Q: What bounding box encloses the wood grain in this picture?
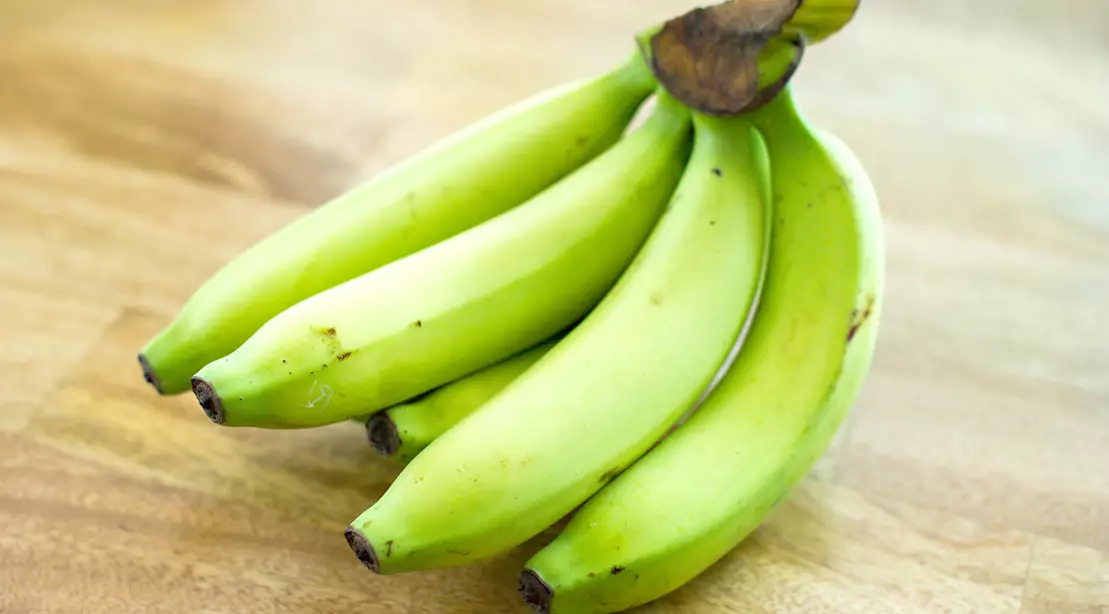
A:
[1,0,1107,612]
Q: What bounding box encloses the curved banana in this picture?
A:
[519,87,885,614]
[367,338,559,464]
[189,92,692,428]
[344,105,770,575]
[137,54,656,394]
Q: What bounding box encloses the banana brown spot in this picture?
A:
[315,326,347,359]
[847,294,876,341]
[337,351,352,361]
[611,566,625,575]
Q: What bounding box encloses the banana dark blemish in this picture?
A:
[847,294,876,342]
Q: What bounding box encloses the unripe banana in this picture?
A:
[137,54,655,394]
[344,101,770,575]
[189,92,692,428]
[785,0,861,43]
[367,338,559,464]
[519,87,885,614]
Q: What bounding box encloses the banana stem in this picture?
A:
[636,0,858,116]
[344,527,380,573]
[366,412,401,456]
[190,377,224,424]
[518,569,553,613]
[137,353,161,394]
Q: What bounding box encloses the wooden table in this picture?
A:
[2,1,1107,612]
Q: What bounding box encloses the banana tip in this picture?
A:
[137,353,162,394]
[366,413,401,456]
[344,526,380,574]
[518,568,553,613]
[190,376,224,424]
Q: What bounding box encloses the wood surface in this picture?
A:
[2,0,1107,612]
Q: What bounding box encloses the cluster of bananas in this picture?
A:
[138,2,883,612]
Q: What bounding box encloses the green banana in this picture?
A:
[189,92,692,428]
[519,87,885,614]
[137,54,656,394]
[367,338,559,464]
[344,105,770,575]
[784,0,861,43]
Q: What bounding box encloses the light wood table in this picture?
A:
[2,1,1106,612]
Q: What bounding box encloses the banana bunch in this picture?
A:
[138,1,881,611]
